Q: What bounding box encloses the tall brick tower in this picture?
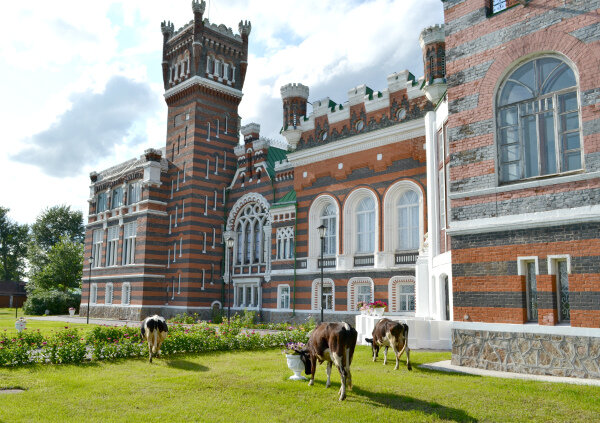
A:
[419,24,446,105]
[161,0,251,309]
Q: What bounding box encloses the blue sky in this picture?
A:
[0,0,443,224]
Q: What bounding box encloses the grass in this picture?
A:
[1,348,599,422]
[0,308,107,336]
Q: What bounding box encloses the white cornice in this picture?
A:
[164,75,243,100]
[287,119,425,167]
[448,204,600,235]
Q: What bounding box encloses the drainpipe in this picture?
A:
[293,201,297,317]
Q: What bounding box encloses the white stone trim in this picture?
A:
[341,187,379,269]
[311,278,335,311]
[347,277,374,311]
[388,276,416,313]
[517,256,539,276]
[226,192,271,231]
[307,194,339,270]
[277,283,291,310]
[89,274,165,280]
[451,321,600,338]
[164,75,243,100]
[547,255,571,275]
[448,204,600,235]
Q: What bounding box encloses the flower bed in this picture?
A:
[0,319,312,367]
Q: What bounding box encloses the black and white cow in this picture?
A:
[365,318,411,371]
[298,322,358,401]
[141,315,168,363]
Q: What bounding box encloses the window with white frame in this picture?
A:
[90,283,98,304]
[105,283,113,305]
[92,229,103,267]
[519,257,539,323]
[112,187,123,209]
[397,190,420,250]
[234,282,259,308]
[356,197,375,253]
[122,222,137,265]
[97,192,107,213]
[321,204,336,256]
[389,276,416,312]
[312,279,334,311]
[121,282,131,305]
[497,56,581,183]
[128,181,141,205]
[276,227,294,260]
[233,203,267,267]
[278,284,290,309]
[549,255,571,323]
[348,278,373,311]
[105,226,119,266]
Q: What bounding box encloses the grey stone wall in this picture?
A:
[452,329,600,379]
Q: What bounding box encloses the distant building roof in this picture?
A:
[0,281,27,296]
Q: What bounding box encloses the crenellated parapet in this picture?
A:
[281,69,431,151]
[420,24,446,104]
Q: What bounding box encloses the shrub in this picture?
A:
[168,312,200,324]
[23,290,81,315]
[211,307,224,324]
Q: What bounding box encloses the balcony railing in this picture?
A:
[318,258,336,268]
[354,255,374,267]
[395,252,418,265]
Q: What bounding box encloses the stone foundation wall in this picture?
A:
[452,329,600,379]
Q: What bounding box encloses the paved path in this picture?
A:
[26,315,138,327]
[420,360,600,386]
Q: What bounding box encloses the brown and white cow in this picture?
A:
[141,315,168,363]
[298,322,358,401]
[365,318,411,371]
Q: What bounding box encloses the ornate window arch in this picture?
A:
[347,277,374,311]
[312,278,335,311]
[343,188,379,257]
[496,55,581,183]
[388,276,415,313]
[308,195,339,262]
[383,180,424,253]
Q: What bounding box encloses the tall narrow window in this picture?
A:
[97,192,107,213]
[321,204,336,256]
[169,215,172,234]
[105,283,113,305]
[236,224,243,264]
[175,206,178,226]
[557,260,570,323]
[182,200,185,221]
[183,162,186,182]
[356,285,372,308]
[397,190,420,250]
[212,228,216,248]
[207,122,211,141]
[179,237,183,257]
[276,227,294,260]
[171,181,174,199]
[322,285,333,310]
[177,171,180,190]
[112,187,123,209]
[356,197,375,253]
[121,283,131,305]
[177,274,181,294]
[497,57,581,183]
[128,182,141,205]
[206,159,210,179]
[400,282,416,312]
[203,232,207,253]
[92,229,103,267]
[526,261,538,322]
[204,195,208,215]
[278,285,290,309]
[214,190,217,210]
[215,156,219,174]
[90,283,98,304]
[122,222,137,265]
[105,226,119,266]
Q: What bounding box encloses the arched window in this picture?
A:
[321,204,337,256]
[232,202,268,271]
[312,278,334,311]
[397,190,420,250]
[356,197,375,253]
[497,56,581,183]
[389,276,415,313]
[348,277,374,311]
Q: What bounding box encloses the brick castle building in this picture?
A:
[82,0,600,377]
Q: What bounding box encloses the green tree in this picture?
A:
[30,205,84,251]
[29,237,83,292]
[0,207,29,281]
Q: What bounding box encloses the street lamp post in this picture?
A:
[226,237,235,324]
[87,255,94,324]
[317,224,327,324]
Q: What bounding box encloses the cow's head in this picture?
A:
[298,349,312,375]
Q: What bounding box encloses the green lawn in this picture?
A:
[0,308,103,336]
[1,348,599,422]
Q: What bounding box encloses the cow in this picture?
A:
[365,318,412,371]
[140,315,168,363]
[298,322,358,401]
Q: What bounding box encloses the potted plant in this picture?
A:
[68,307,76,317]
[357,301,369,315]
[370,300,387,317]
[283,342,307,380]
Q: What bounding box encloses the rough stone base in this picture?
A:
[452,329,600,379]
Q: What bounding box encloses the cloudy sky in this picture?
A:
[1,0,443,225]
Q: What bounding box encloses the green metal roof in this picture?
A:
[266,146,288,179]
[272,189,296,209]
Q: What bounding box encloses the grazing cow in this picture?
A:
[141,315,168,363]
[298,322,358,401]
[365,318,411,371]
